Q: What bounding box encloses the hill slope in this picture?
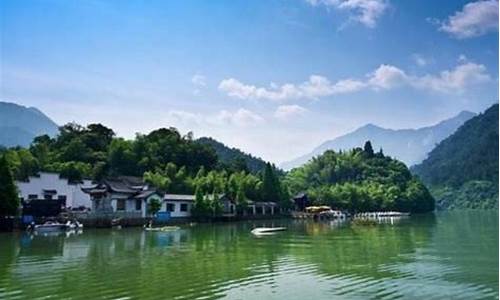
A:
[281,111,475,170]
[285,143,435,213]
[0,101,59,147]
[412,104,498,209]
[196,137,268,173]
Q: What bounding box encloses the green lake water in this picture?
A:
[0,210,498,299]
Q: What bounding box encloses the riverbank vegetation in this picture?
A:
[285,142,435,213]
[0,123,291,217]
[0,122,434,216]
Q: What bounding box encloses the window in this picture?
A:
[58,195,67,203]
[166,203,175,212]
[28,194,38,200]
[116,199,126,211]
[136,199,142,211]
[44,194,53,200]
[180,203,188,212]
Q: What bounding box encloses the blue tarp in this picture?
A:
[156,212,170,222]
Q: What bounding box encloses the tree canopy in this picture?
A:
[0,155,19,216]
[412,104,498,209]
[285,142,434,213]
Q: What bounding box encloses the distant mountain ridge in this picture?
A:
[0,101,59,147]
[196,137,269,173]
[412,104,498,209]
[280,110,476,170]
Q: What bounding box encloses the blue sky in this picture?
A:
[1,0,498,163]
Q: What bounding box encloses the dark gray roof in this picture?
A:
[134,190,160,199]
[104,179,138,194]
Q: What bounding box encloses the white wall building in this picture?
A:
[16,172,93,209]
[163,194,195,218]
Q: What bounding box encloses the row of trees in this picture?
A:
[143,162,292,218]
[0,121,436,216]
[0,123,290,216]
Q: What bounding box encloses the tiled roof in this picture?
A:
[104,179,138,194]
[134,190,159,199]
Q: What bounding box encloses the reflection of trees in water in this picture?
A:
[431,210,498,290]
[0,233,20,292]
[0,215,458,300]
[288,214,436,279]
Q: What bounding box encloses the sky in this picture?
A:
[1,0,498,164]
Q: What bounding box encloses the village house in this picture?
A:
[82,177,238,219]
[81,177,162,218]
[16,172,94,210]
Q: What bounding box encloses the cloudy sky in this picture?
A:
[1,0,498,164]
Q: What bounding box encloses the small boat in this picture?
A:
[66,220,84,230]
[251,227,287,235]
[144,226,180,232]
[34,221,68,233]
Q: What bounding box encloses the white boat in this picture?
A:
[144,226,180,232]
[251,227,287,235]
[34,221,68,233]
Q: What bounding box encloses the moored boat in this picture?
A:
[33,221,68,233]
[144,226,180,232]
[251,227,287,235]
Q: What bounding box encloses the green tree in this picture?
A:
[261,163,281,201]
[364,140,374,158]
[0,155,19,216]
[148,198,162,217]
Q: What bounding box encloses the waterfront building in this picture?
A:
[81,177,162,218]
[82,178,237,219]
[16,172,93,210]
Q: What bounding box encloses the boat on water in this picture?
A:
[33,221,68,233]
[144,226,180,232]
[251,227,287,235]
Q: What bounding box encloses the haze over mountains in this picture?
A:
[412,104,498,209]
[280,110,476,170]
[0,101,59,148]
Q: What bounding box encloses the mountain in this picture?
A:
[280,110,476,170]
[0,101,59,147]
[196,137,268,173]
[412,104,498,210]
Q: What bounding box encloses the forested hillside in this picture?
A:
[412,104,499,209]
[286,142,435,213]
[196,137,268,174]
[1,123,291,216]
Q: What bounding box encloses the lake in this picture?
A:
[0,210,497,300]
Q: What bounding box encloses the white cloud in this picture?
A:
[438,0,499,39]
[412,54,428,67]
[218,75,366,101]
[167,110,203,125]
[274,105,309,120]
[167,108,264,128]
[306,0,389,28]
[191,73,206,87]
[219,59,491,100]
[368,64,408,90]
[213,108,265,127]
[191,73,207,95]
[414,62,491,93]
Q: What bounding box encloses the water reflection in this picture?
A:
[0,211,497,300]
